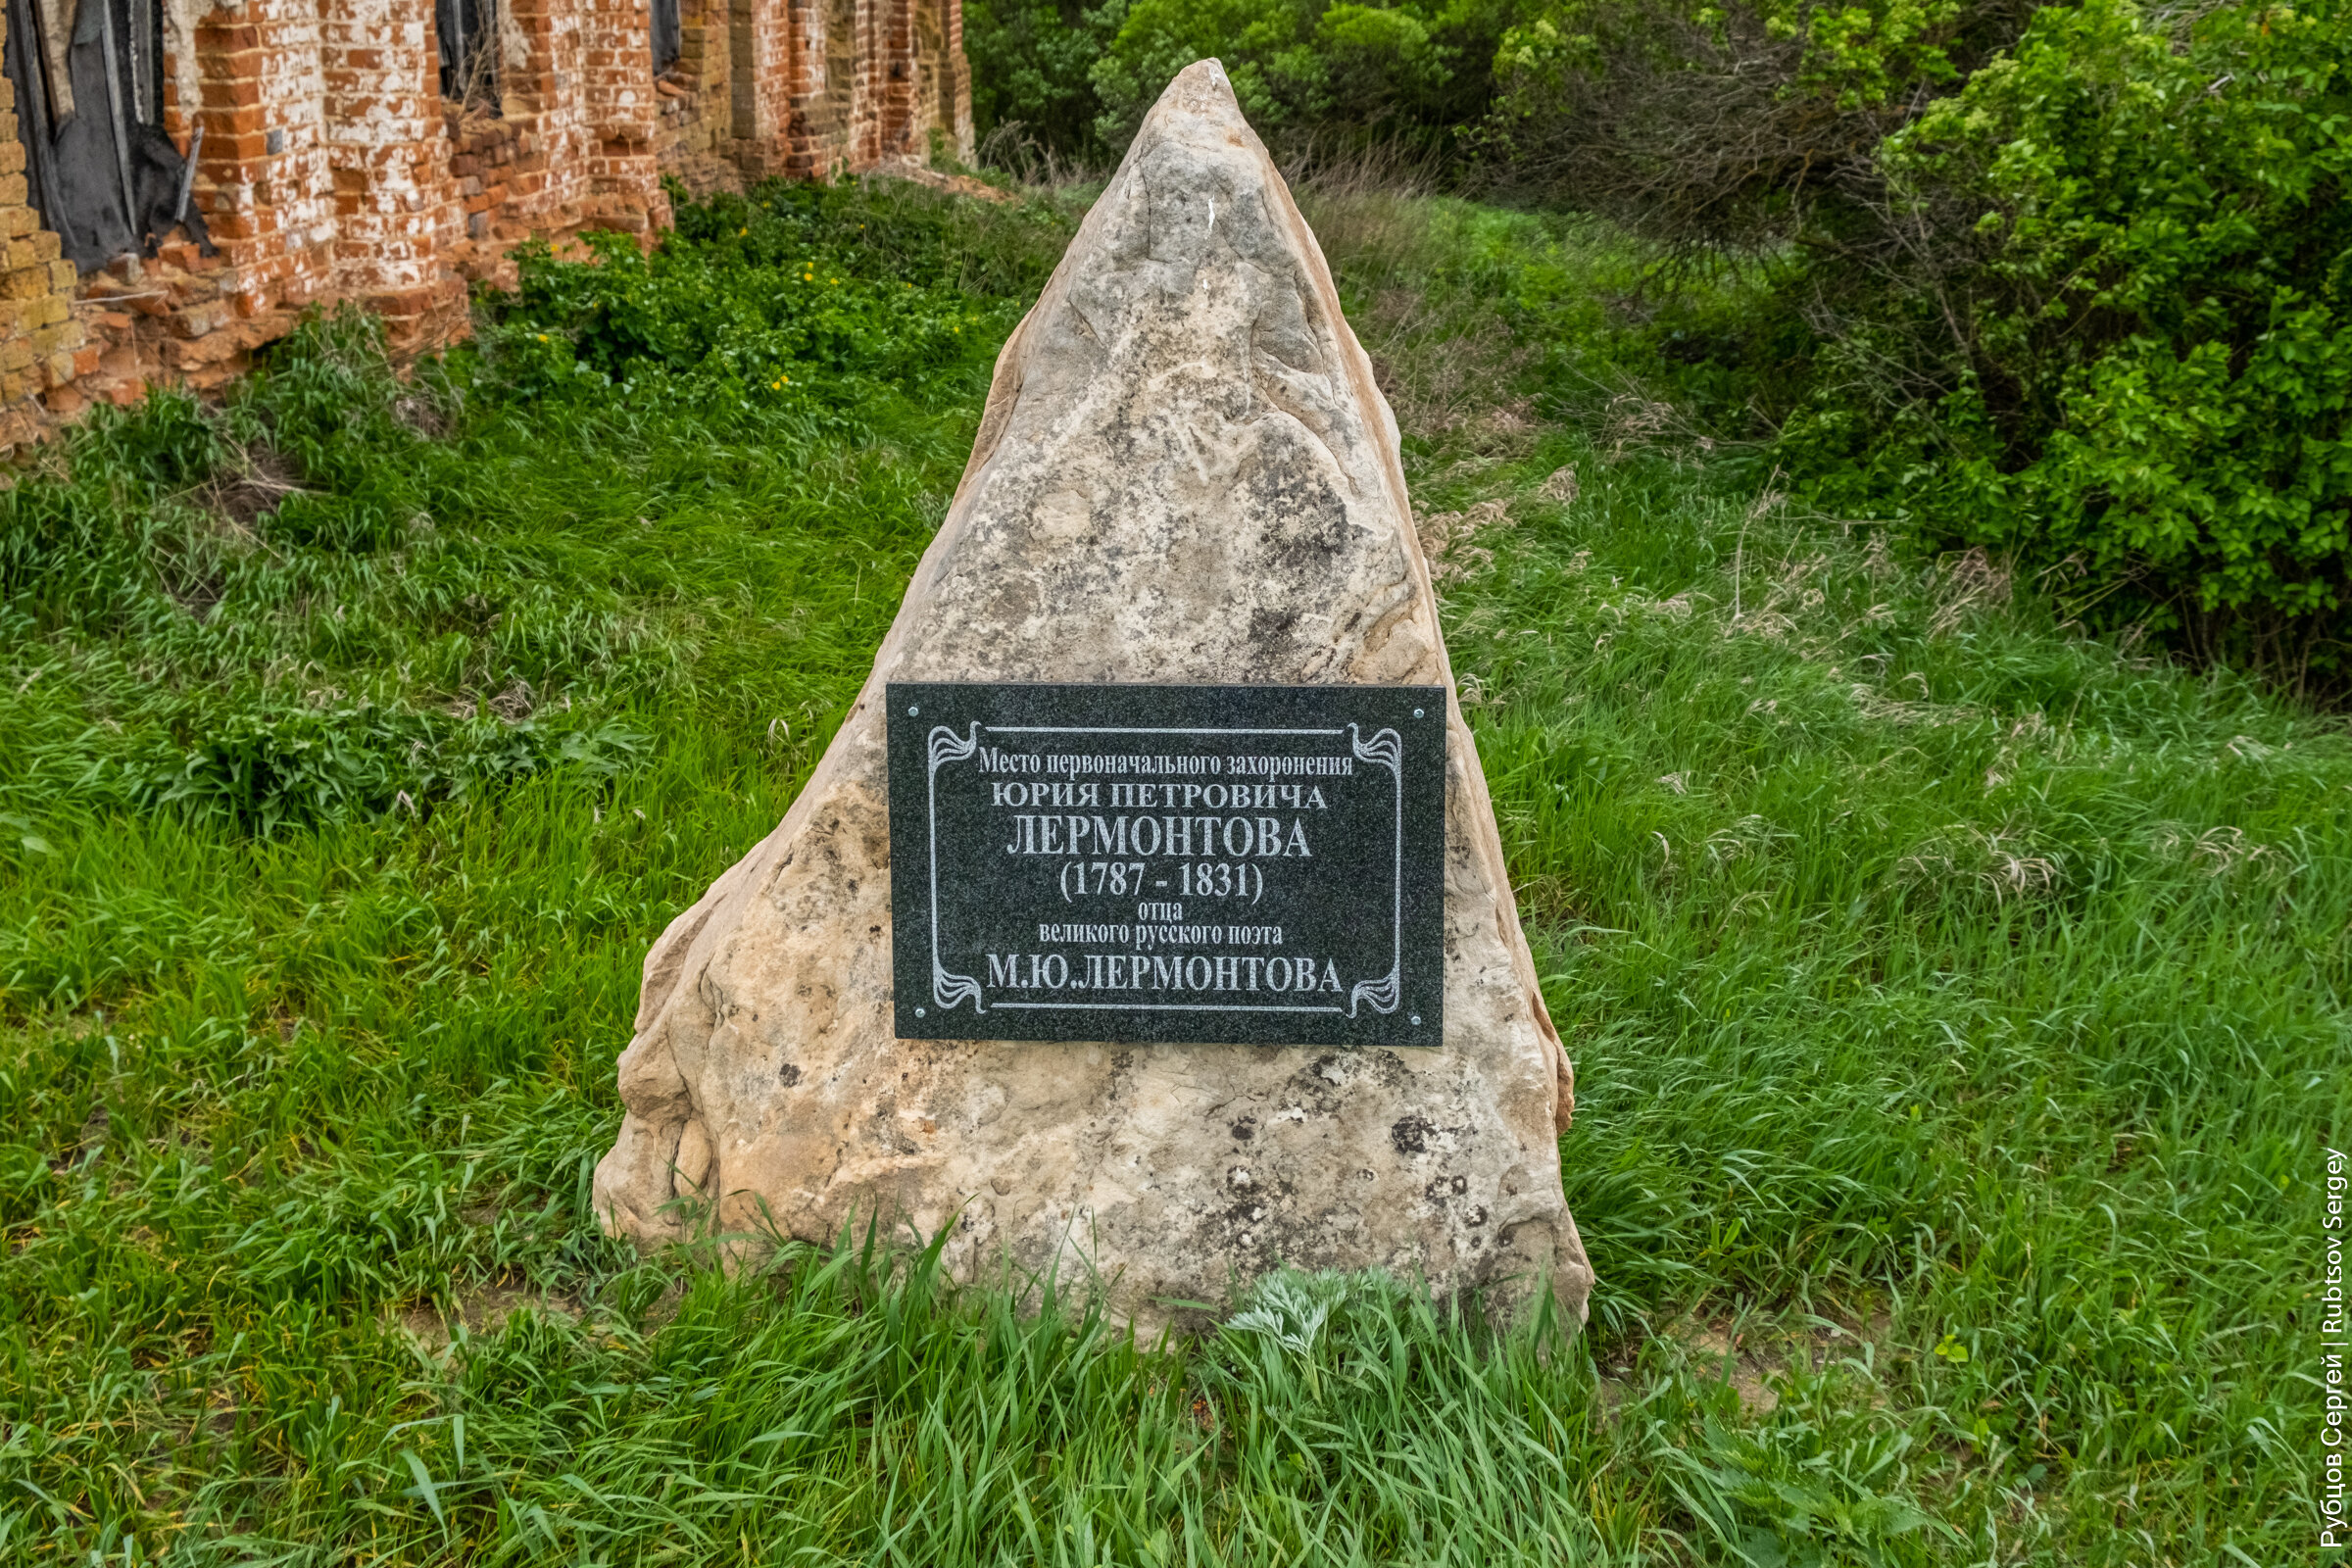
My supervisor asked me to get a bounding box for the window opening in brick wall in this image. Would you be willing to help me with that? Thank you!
[2,0,209,270]
[436,0,502,112]
[651,0,680,74]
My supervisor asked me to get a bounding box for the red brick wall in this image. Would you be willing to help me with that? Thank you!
[325,0,471,342]
[0,0,969,442]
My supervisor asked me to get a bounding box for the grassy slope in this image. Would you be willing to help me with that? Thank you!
[0,176,2338,1565]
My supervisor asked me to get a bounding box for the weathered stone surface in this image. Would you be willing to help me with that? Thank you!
[593,59,1593,1328]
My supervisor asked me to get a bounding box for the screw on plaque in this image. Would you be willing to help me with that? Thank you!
[1413,708,1425,717]
[908,706,920,714]
[915,1007,926,1017]
[1411,1014,1422,1025]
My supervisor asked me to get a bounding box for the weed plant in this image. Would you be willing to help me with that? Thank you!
[0,173,2337,1564]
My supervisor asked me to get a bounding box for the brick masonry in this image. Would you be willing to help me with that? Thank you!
[7,0,969,437]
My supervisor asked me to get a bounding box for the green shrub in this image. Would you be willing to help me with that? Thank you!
[1132,0,1516,151]
[1778,0,2352,681]
[964,0,1123,162]
[1496,0,2351,687]
[956,0,1516,162]
[471,179,1079,429]
[487,205,998,427]
[1485,0,2036,247]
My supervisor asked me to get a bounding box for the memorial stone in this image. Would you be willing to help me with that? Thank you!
[593,59,1594,1328]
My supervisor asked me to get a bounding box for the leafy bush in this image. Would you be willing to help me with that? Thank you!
[1778,0,2352,681]
[1091,0,1516,153]
[1485,0,2036,248]
[484,196,1004,427]
[965,0,1122,162]
[959,0,1515,168]
[1494,0,2350,686]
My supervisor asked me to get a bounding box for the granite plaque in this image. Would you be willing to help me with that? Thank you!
[887,682,1446,1046]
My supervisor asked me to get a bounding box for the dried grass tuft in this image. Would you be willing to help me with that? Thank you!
[1417,498,1514,582]
[1929,547,2015,638]
[1896,823,2064,903]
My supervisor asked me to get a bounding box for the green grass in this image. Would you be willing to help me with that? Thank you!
[0,172,2337,1565]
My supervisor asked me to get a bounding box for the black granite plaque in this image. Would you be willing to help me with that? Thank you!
[887,682,1446,1047]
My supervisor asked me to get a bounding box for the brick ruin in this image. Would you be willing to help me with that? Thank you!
[0,0,969,446]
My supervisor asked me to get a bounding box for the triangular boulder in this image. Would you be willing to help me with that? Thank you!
[595,60,1593,1327]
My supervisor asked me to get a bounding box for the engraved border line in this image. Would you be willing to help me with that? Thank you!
[992,1003,1345,1013]
[985,726,1347,736]
[922,713,1406,1025]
